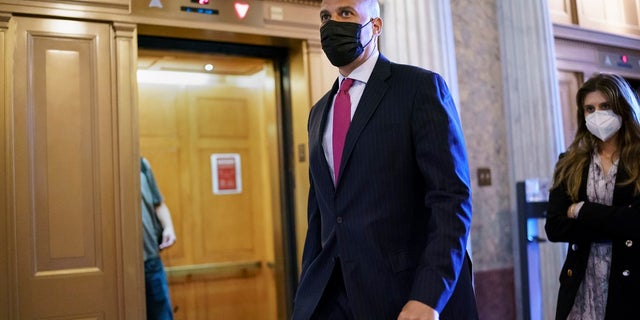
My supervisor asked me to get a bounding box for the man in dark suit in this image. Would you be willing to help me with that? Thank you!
[292,0,479,319]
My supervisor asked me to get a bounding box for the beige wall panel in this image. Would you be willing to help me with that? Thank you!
[171,278,250,319]
[138,83,180,138]
[557,71,582,149]
[11,16,120,319]
[198,277,263,319]
[307,41,335,103]
[577,0,640,36]
[34,42,99,271]
[579,0,607,20]
[196,97,249,138]
[549,0,576,25]
[165,281,196,319]
[187,87,263,263]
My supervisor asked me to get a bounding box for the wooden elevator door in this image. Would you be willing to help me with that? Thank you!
[5,16,143,319]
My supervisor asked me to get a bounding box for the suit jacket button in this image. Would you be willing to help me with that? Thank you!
[626,240,633,247]
[571,244,579,251]
[623,270,631,277]
[337,217,343,224]
[567,269,573,277]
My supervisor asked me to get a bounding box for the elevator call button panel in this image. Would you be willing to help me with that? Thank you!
[132,0,263,27]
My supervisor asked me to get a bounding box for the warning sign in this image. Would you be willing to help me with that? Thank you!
[211,154,242,194]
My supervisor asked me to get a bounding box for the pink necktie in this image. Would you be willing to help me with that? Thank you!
[333,78,354,183]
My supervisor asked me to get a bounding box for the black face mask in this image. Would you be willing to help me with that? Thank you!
[320,19,373,67]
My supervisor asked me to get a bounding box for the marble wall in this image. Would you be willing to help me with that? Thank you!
[450,0,513,272]
[451,0,516,318]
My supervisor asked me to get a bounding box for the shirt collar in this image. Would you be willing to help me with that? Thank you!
[339,50,379,85]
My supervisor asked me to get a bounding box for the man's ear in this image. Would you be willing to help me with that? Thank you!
[372,17,382,36]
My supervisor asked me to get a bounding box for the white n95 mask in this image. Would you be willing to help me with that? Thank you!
[585,109,622,141]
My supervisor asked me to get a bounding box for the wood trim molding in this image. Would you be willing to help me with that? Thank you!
[269,0,321,5]
[112,20,145,320]
[165,261,263,282]
[0,11,16,320]
[553,23,640,50]
[113,22,135,39]
[0,0,128,15]
[0,12,11,29]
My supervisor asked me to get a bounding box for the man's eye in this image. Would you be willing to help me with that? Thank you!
[339,10,352,17]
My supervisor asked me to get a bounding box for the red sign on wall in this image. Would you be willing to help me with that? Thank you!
[211,154,242,194]
[217,158,236,190]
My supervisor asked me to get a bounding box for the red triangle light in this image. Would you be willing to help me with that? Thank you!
[234,2,250,19]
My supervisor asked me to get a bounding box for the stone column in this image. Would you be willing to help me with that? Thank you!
[496,1,565,320]
[379,0,460,108]
[497,0,564,180]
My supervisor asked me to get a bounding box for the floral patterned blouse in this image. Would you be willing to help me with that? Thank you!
[567,152,616,320]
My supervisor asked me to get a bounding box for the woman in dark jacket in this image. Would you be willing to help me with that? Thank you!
[546,73,640,320]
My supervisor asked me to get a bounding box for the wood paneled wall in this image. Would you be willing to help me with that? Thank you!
[2,15,142,319]
[550,0,640,37]
[0,0,327,318]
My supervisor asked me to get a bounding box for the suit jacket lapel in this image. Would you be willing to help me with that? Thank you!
[311,80,340,193]
[336,55,391,185]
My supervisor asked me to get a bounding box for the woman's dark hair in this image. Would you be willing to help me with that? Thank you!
[552,73,640,199]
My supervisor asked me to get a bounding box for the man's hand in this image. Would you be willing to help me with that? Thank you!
[397,300,439,320]
[155,202,176,250]
[159,227,176,250]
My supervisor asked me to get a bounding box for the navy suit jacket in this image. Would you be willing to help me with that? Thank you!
[292,55,478,320]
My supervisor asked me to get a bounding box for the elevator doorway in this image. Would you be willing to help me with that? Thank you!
[137,36,297,319]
